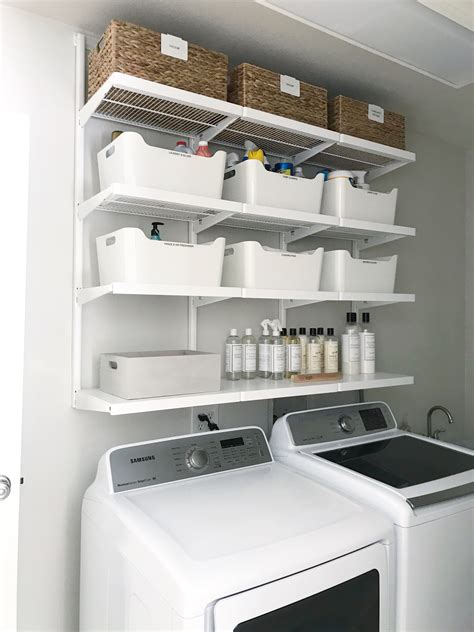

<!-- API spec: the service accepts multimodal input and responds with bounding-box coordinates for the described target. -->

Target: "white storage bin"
[96,228,225,286]
[222,241,324,291]
[222,160,325,213]
[320,250,398,293]
[100,350,221,400]
[98,132,226,199]
[321,178,398,224]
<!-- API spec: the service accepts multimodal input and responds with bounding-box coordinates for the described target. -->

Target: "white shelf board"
[77,283,241,306]
[242,289,338,305]
[75,373,413,415]
[80,73,415,178]
[337,373,414,391]
[78,184,415,244]
[339,292,415,308]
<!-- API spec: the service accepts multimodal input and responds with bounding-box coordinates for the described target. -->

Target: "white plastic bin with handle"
[320,250,398,293]
[99,350,221,400]
[222,160,325,213]
[96,228,225,286]
[321,178,398,224]
[222,241,324,291]
[98,132,226,199]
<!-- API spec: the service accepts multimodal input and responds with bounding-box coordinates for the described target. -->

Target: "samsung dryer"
[271,402,474,632]
[81,426,394,631]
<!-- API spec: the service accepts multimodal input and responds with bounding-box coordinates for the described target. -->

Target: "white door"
[212,543,390,631]
[0,117,30,631]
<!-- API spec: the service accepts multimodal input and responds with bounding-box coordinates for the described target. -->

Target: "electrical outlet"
[191,406,219,433]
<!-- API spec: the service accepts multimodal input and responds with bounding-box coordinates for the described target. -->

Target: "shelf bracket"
[292,141,337,167]
[192,296,233,308]
[283,223,328,245]
[191,115,239,148]
[283,298,325,309]
[366,160,410,182]
[76,286,112,305]
[193,211,236,234]
[357,233,405,251]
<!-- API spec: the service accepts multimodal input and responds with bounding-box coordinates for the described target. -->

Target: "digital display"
[220,437,245,449]
[359,408,387,431]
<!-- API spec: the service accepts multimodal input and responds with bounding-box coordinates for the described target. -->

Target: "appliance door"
[212,543,389,631]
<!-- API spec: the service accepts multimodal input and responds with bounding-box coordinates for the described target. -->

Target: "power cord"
[198,413,220,431]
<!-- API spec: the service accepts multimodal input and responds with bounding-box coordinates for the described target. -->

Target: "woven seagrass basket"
[228,63,328,128]
[329,95,405,150]
[88,20,228,101]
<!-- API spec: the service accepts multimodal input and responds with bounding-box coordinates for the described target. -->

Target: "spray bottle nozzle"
[260,318,272,335]
[270,319,282,335]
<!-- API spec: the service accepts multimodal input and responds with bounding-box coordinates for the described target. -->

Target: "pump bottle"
[360,312,375,374]
[269,319,285,380]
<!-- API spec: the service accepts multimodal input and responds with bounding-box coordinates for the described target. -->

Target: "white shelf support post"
[190,115,239,150]
[188,223,198,350]
[292,140,337,167]
[72,32,86,407]
[192,211,236,234]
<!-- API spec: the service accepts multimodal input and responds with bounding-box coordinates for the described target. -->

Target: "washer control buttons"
[338,415,355,433]
[185,447,210,471]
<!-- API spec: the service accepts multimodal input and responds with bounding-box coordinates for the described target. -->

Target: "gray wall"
[2,6,470,631]
[466,149,473,440]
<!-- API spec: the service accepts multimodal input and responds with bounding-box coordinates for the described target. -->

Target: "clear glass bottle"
[342,312,361,375]
[225,328,242,380]
[286,328,302,377]
[360,312,376,374]
[299,327,308,373]
[307,327,323,374]
[270,321,285,380]
[242,328,257,379]
[280,327,288,373]
[258,319,271,378]
[324,328,339,373]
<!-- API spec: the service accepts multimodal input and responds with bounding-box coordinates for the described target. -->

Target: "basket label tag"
[280,75,300,97]
[368,104,384,124]
[161,34,188,61]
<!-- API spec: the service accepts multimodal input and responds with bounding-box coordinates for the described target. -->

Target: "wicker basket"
[88,20,228,100]
[329,95,405,150]
[228,63,328,128]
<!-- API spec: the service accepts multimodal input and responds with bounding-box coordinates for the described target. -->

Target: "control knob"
[185,447,210,471]
[338,415,355,434]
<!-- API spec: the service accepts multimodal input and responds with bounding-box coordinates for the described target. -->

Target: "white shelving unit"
[72,34,416,415]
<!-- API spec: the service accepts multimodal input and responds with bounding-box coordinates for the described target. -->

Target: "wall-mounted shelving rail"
[73,33,416,415]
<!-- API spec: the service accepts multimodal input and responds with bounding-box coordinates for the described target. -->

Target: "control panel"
[287,402,396,446]
[109,427,272,493]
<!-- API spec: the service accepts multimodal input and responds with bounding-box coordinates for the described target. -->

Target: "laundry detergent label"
[280,75,300,97]
[368,104,384,124]
[161,33,188,61]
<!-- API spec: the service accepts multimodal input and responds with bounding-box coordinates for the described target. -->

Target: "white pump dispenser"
[269,319,285,380]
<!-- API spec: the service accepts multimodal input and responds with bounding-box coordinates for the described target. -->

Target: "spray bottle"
[258,319,272,378]
[270,319,285,380]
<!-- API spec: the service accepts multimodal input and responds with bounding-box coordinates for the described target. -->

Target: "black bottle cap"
[289,328,297,335]
[327,328,334,336]
[152,221,164,228]
[299,327,306,334]
[310,328,317,336]
[346,312,352,322]
[346,312,357,323]
[280,327,287,336]
[362,312,370,323]
[317,327,324,335]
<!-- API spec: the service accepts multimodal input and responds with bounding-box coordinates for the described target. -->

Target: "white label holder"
[368,104,384,124]
[161,34,188,61]
[280,75,300,97]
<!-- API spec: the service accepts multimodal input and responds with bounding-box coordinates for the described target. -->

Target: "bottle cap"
[362,313,370,323]
[281,327,287,336]
[176,140,186,146]
[245,328,252,335]
[347,312,357,322]
[317,327,324,335]
[230,328,237,336]
[327,328,334,336]
[299,327,306,334]
[310,328,317,336]
[289,328,297,335]
[198,140,208,146]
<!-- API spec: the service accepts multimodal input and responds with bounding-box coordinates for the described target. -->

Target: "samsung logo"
[130,455,156,464]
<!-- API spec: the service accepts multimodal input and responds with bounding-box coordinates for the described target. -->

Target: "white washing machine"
[80,426,394,631]
[271,402,474,632]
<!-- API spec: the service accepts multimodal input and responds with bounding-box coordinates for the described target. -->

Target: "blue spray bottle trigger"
[151,222,164,240]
